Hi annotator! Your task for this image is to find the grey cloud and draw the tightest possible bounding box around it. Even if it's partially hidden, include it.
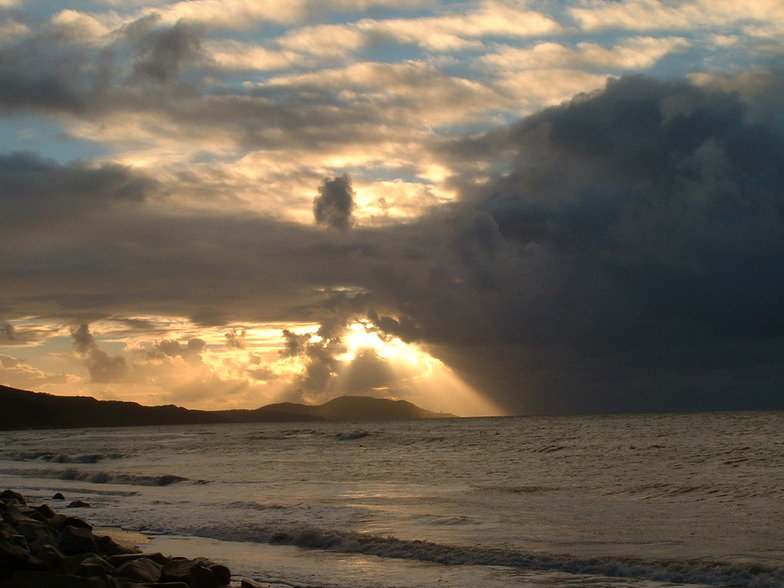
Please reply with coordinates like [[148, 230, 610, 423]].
[[71, 324, 129, 383], [314, 173, 356, 231], [225, 329, 246, 349], [148, 338, 205, 363], [0, 152, 155, 230], [0, 322, 49, 345], [129, 19, 205, 83], [0, 15, 206, 116]]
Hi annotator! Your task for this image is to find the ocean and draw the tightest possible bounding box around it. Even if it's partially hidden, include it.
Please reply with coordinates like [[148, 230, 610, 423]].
[[1, 411, 782, 587]]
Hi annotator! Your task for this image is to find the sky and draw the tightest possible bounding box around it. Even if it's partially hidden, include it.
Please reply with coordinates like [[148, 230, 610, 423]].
[[1, 0, 783, 417]]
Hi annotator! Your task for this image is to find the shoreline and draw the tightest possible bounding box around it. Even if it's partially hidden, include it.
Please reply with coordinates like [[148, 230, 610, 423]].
[[0, 489, 289, 588]]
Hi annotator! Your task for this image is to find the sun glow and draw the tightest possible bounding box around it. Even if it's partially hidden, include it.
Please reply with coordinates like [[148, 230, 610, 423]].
[[342, 322, 413, 360], [338, 321, 501, 417]]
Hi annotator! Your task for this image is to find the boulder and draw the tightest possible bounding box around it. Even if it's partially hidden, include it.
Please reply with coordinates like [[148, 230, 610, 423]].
[[57, 525, 98, 556], [0, 535, 43, 578], [1, 492, 233, 588], [160, 557, 230, 588], [96, 534, 141, 556], [33, 503, 57, 520], [0, 490, 27, 505], [115, 556, 163, 583], [188, 563, 220, 588], [67, 500, 92, 509], [3, 570, 107, 588], [61, 516, 94, 531], [108, 551, 170, 567]]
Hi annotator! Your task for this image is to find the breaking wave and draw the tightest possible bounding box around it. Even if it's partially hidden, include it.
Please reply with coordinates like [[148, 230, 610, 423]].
[[0, 466, 192, 487], [60, 469, 190, 486], [194, 523, 784, 588]]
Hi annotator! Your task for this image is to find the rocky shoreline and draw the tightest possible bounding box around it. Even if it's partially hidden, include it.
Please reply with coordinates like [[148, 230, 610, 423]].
[[0, 489, 276, 588]]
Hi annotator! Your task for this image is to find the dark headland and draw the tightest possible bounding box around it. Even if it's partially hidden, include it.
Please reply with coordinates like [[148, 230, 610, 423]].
[[0, 385, 455, 431]]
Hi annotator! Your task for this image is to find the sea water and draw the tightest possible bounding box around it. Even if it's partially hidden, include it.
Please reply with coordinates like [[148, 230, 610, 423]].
[[1, 411, 782, 587]]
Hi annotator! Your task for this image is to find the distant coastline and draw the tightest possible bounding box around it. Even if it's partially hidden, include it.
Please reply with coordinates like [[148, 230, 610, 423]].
[[0, 384, 455, 431]]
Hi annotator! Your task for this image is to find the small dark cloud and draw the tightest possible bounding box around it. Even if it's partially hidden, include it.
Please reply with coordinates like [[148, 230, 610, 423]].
[[314, 173, 355, 231], [225, 328, 246, 349], [129, 19, 205, 83]]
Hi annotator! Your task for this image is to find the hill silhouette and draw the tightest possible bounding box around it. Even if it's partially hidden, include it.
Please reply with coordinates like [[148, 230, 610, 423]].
[[0, 385, 454, 430]]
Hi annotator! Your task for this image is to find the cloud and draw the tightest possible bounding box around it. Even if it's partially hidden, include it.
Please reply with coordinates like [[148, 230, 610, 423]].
[[128, 18, 204, 83], [569, 0, 784, 33], [314, 173, 356, 231], [480, 37, 691, 72], [71, 324, 130, 383], [0, 152, 154, 230], [0, 352, 71, 391], [0, 322, 52, 346], [396, 73, 784, 413], [224, 329, 246, 349]]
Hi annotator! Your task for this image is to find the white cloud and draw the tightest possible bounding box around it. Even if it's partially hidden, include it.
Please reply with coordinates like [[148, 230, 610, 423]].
[[481, 37, 691, 71], [207, 40, 304, 72], [570, 0, 784, 32]]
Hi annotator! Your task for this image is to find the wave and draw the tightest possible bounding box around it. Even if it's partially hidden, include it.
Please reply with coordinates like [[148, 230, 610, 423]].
[[5, 452, 124, 463], [60, 469, 190, 487], [604, 482, 783, 500], [194, 523, 784, 587], [0, 466, 192, 487]]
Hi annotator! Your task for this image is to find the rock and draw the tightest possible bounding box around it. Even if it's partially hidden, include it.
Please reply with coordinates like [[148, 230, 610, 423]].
[[160, 558, 197, 583], [0, 490, 27, 505], [3, 570, 107, 588], [49, 513, 69, 530], [75, 554, 115, 583], [61, 516, 94, 531], [67, 500, 92, 509], [188, 563, 220, 588], [1, 491, 233, 588], [160, 557, 231, 588], [29, 534, 58, 553], [57, 526, 98, 556], [207, 563, 230, 586], [32, 543, 64, 569], [34, 503, 57, 519], [0, 535, 43, 578], [108, 552, 170, 567], [52, 492, 66, 500], [115, 556, 163, 583], [96, 534, 141, 556], [13, 517, 55, 544]]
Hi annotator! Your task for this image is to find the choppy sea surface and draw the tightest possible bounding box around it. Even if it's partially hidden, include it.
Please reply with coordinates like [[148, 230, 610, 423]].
[[1, 411, 783, 587]]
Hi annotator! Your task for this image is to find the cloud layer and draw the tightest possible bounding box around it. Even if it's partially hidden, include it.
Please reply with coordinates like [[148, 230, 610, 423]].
[[1, 1, 783, 415]]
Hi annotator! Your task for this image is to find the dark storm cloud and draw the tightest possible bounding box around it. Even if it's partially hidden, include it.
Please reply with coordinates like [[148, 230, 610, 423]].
[[314, 173, 356, 231], [406, 74, 784, 414]]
